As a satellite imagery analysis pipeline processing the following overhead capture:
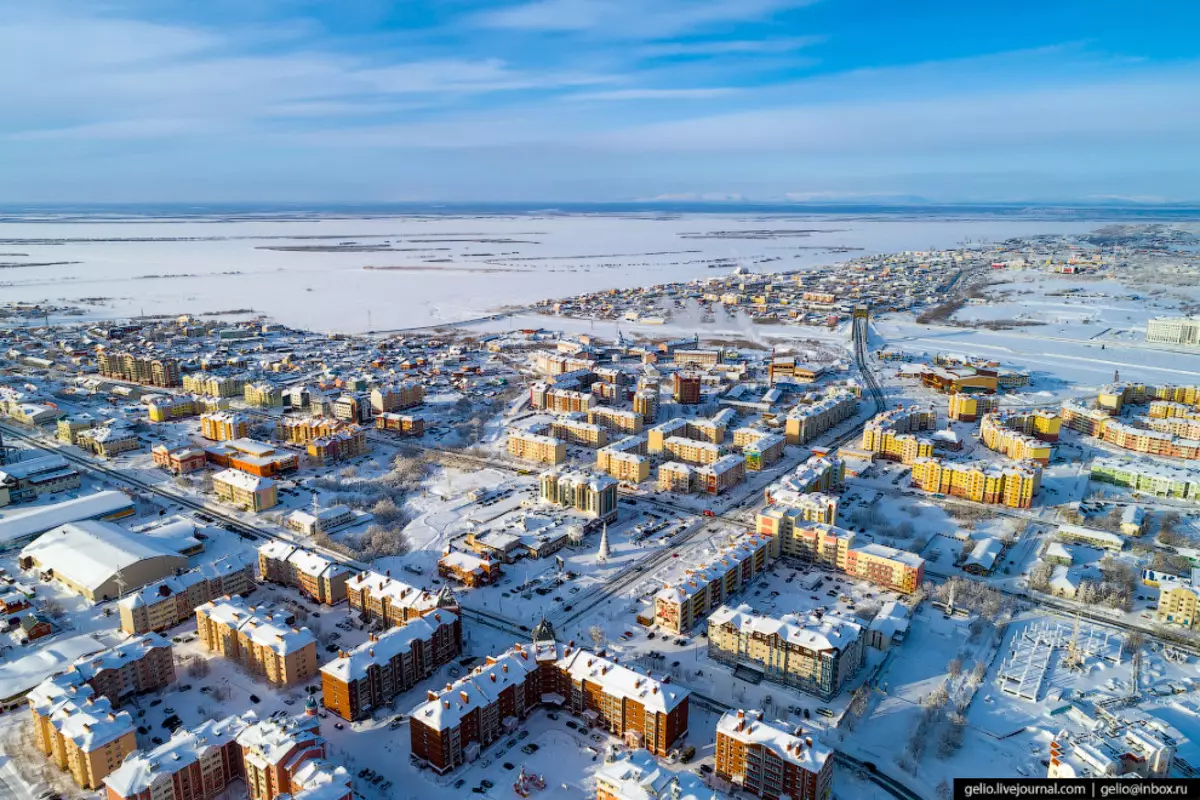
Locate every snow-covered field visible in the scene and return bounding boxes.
[0,214,1100,332]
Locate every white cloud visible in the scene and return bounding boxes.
[639,35,825,58]
[591,72,1200,153]
[566,87,736,101]
[473,0,816,38]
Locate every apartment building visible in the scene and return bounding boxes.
[654,532,780,634]
[236,714,328,800]
[276,416,348,445]
[768,357,823,386]
[686,415,729,444]
[1097,419,1200,460]
[646,418,686,452]
[183,372,246,398]
[910,457,1041,509]
[595,749,716,800]
[346,570,459,629]
[151,444,208,475]
[147,395,198,422]
[1146,316,1200,346]
[258,542,355,605]
[531,383,595,413]
[1146,412,1200,441]
[663,436,722,466]
[596,436,651,483]
[784,389,857,445]
[763,456,843,505]
[1061,401,1111,436]
[736,429,786,471]
[119,553,256,634]
[673,372,702,405]
[213,469,277,512]
[1091,457,1200,500]
[244,382,284,408]
[96,350,181,388]
[506,429,566,465]
[533,351,596,377]
[307,426,369,465]
[632,389,658,424]
[657,461,694,493]
[695,454,747,495]
[774,492,839,525]
[201,411,250,442]
[845,543,925,593]
[860,408,937,463]
[550,418,608,447]
[756,513,852,569]
[946,392,1000,422]
[1156,583,1198,627]
[104,713,252,800]
[587,406,644,435]
[370,381,424,413]
[29,634,175,713]
[708,605,863,700]
[194,598,318,687]
[716,710,834,800]
[539,469,619,522]
[979,411,1056,465]
[755,514,924,593]
[321,611,462,721]
[29,683,136,789]
[330,393,371,423]
[375,411,424,436]
[410,625,689,773]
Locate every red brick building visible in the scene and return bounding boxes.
[321,611,462,721]
[409,621,689,774]
[716,710,834,800]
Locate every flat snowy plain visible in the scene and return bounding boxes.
[0,213,1099,332]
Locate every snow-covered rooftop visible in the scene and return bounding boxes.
[0,490,134,547]
[20,519,186,593]
[717,710,832,774]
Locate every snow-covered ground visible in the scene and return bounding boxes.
[0,214,1100,333]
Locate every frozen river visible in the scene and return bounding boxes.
[0,212,1103,332]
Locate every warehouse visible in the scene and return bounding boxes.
[19,520,188,602]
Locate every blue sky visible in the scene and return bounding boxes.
[1,0,1198,203]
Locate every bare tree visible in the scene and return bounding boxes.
[589,625,606,650]
[1028,561,1053,592]
[947,657,962,678]
[185,656,211,678]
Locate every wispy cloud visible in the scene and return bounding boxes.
[472,0,816,38]
[566,87,736,101]
[639,35,825,58]
[0,0,1196,202]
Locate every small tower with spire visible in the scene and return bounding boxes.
[435,584,459,612]
[597,523,610,562]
